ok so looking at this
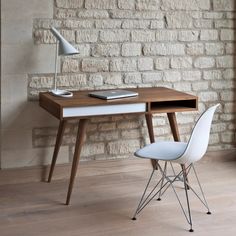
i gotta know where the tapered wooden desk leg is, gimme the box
[167,113,189,188]
[167,113,180,141]
[66,119,88,205]
[145,114,157,169]
[48,120,67,183]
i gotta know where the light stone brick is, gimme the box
[89,131,119,142]
[222,69,235,80]
[63,19,94,29]
[76,44,91,57]
[55,9,77,19]
[124,73,142,84]
[82,58,109,72]
[171,57,192,69]
[221,132,235,143]
[34,19,62,29]
[92,44,120,57]
[211,123,227,132]
[156,30,178,41]
[220,29,235,41]
[216,56,235,68]
[103,73,123,85]
[224,103,236,113]
[121,43,142,56]
[76,30,98,43]
[121,129,141,139]
[161,0,210,10]
[100,30,130,42]
[221,91,234,101]
[110,58,137,72]
[166,12,193,29]
[136,0,160,10]
[81,143,105,157]
[213,0,235,11]
[57,74,87,87]
[117,120,140,129]
[98,122,116,131]
[163,71,181,82]
[155,57,170,70]
[205,43,224,55]
[29,76,53,89]
[138,58,153,71]
[186,43,204,55]
[122,20,150,29]
[131,30,155,42]
[225,43,234,54]
[220,114,235,121]
[61,59,80,73]
[142,72,162,83]
[110,10,163,19]
[173,82,191,92]
[211,80,234,90]
[108,140,140,155]
[226,12,236,19]
[143,43,185,56]
[152,117,166,126]
[178,30,199,42]
[203,12,223,19]
[95,20,122,28]
[150,20,164,29]
[77,10,109,18]
[176,114,194,124]
[192,81,209,91]
[34,30,55,44]
[182,70,201,81]
[85,0,117,9]
[200,30,218,41]
[118,0,135,9]
[61,30,75,42]
[199,91,218,101]
[194,19,213,28]
[209,133,220,144]
[56,0,83,8]
[194,57,215,68]
[88,74,103,86]
[203,70,222,80]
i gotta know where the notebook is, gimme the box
[89,89,138,100]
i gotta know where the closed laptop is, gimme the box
[89,90,138,100]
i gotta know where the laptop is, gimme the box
[89,89,138,100]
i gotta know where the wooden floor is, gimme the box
[1,159,236,236]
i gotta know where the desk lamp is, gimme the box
[50,27,79,97]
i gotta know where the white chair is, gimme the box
[132,104,220,232]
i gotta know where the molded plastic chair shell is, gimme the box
[135,104,220,165]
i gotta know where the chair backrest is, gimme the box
[177,104,220,164]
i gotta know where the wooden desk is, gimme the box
[39,87,198,205]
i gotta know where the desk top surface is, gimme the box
[40,87,197,107]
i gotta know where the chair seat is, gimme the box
[134,141,188,161]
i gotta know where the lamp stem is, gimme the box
[54,41,59,91]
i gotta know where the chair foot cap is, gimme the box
[132,217,137,220]
[157,198,161,201]
[189,229,194,232]
[207,211,211,215]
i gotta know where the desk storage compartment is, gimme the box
[63,103,147,118]
[150,99,197,113]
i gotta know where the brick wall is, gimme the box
[4,0,235,167]
[30,0,236,162]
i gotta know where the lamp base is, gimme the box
[51,89,73,98]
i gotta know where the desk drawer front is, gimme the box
[63,103,146,118]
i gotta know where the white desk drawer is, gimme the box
[63,103,146,118]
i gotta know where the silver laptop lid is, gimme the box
[89,90,138,100]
